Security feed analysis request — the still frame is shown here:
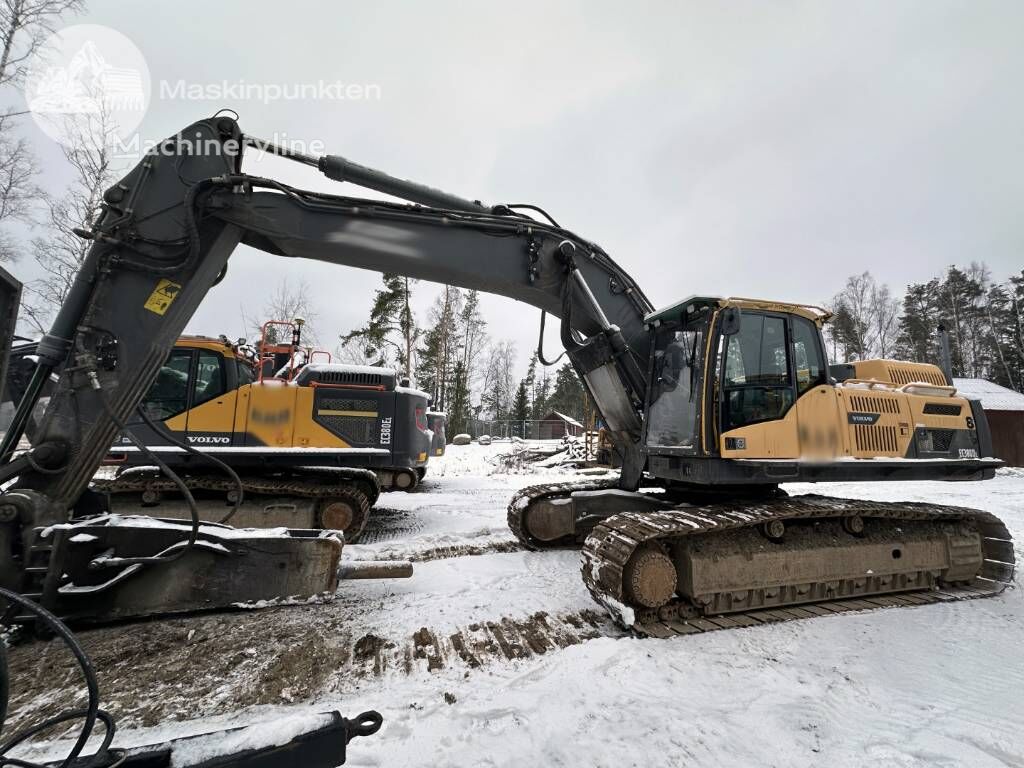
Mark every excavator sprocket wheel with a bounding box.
[624,547,677,608]
[317,489,371,543]
[319,500,355,531]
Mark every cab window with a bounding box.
[647,323,704,450]
[721,314,794,430]
[236,359,255,386]
[143,348,192,420]
[193,350,225,406]
[791,316,826,394]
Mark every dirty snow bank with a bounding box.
[8,456,1024,768]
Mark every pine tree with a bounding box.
[895,279,942,364]
[522,352,552,422]
[892,263,1024,389]
[984,282,1016,389]
[510,380,529,437]
[416,286,463,409]
[480,340,516,421]
[448,361,472,436]
[1003,271,1024,388]
[546,362,586,422]
[340,274,417,377]
[937,265,985,377]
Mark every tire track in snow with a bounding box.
[358,507,428,544]
[349,609,616,678]
[346,528,526,562]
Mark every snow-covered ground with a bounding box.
[7,443,1023,767]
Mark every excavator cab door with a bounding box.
[789,315,841,459]
[133,347,236,449]
[716,311,800,457]
[715,310,837,459]
[184,348,236,446]
[131,347,195,447]
[644,319,707,453]
[719,313,794,428]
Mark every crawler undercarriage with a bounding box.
[509,482,1016,636]
[92,466,380,542]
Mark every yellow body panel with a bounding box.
[794,385,844,459]
[834,387,914,458]
[721,405,801,459]
[168,390,240,434]
[237,384,352,448]
[721,385,975,460]
[850,359,948,387]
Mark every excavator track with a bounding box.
[507,477,623,548]
[92,467,378,542]
[581,494,1016,637]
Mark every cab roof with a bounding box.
[644,296,832,327]
[174,335,244,357]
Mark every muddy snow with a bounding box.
[6,443,1023,767]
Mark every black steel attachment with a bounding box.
[1,587,382,768]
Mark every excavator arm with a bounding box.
[0,115,653,610]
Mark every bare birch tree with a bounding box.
[21,104,116,331]
[0,0,85,264]
[480,339,516,420]
[0,0,84,89]
[0,112,37,261]
[869,281,899,358]
[244,276,322,347]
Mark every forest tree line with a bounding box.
[827,264,1024,390]
[337,274,589,437]
[248,263,1024,439]
[336,263,1024,436]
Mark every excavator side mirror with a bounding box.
[720,307,741,336]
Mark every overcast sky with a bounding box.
[9,0,1024,380]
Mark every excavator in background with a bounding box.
[91,319,432,542]
[0,114,1013,631]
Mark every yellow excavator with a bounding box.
[0,114,1012,630]
[92,319,432,542]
